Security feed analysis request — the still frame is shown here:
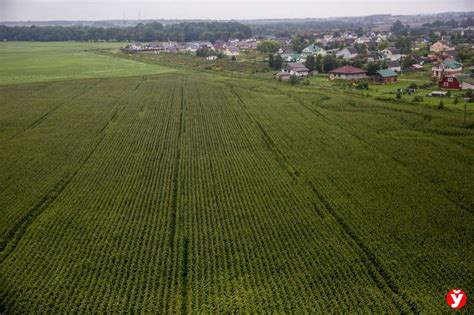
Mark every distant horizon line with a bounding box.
[2,11,473,24]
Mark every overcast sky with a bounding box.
[1,0,472,21]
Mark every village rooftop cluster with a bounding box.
[124,20,474,92]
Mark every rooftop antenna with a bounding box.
[139,11,141,22]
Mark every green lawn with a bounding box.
[308,67,469,109]
[0,42,174,84]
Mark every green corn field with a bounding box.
[0,43,472,313]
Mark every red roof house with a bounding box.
[439,76,461,90]
[329,65,367,80]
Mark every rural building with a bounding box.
[131,42,143,50]
[381,47,403,61]
[372,69,398,84]
[336,47,358,60]
[439,76,461,90]
[275,72,291,80]
[367,52,381,63]
[213,40,226,51]
[278,47,294,55]
[302,44,326,57]
[329,65,367,81]
[224,46,239,56]
[441,50,458,60]
[430,40,455,53]
[186,43,200,52]
[282,63,309,76]
[455,74,474,90]
[409,64,423,71]
[431,60,463,79]
[281,53,302,63]
[388,60,401,73]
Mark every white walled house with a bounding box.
[336,47,358,60]
[282,63,309,77]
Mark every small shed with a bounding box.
[373,69,398,84]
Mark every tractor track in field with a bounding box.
[229,85,418,313]
[6,81,103,142]
[0,82,134,264]
[165,79,189,313]
[0,134,106,264]
[292,93,472,213]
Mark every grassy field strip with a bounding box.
[0,42,174,85]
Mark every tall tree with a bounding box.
[315,55,323,73]
[257,40,280,53]
[291,35,306,53]
[273,55,283,70]
[305,55,316,71]
[322,54,337,72]
[268,54,275,68]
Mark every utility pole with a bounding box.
[464,103,467,128]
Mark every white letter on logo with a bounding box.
[450,290,463,308]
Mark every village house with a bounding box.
[278,47,294,55]
[302,44,326,57]
[430,40,456,53]
[281,53,302,63]
[329,65,367,81]
[441,50,458,61]
[148,42,165,51]
[367,51,381,63]
[131,42,143,51]
[355,36,371,45]
[457,74,474,90]
[439,76,461,90]
[372,68,398,84]
[431,60,463,79]
[381,47,403,61]
[388,60,402,73]
[409,64,424,71]
[224,46,239,56]
[275,72,291,80]
[213,40,226,51]
[186,43,200,52]
[282,63,310,77]
[336,46,358,60]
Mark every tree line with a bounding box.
[0,21,252,42]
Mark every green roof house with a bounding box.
[432,60,463,79]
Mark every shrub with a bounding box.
[408,83,418,89]
[412,95,423,103]
[396,92,402,99]
[438,101,445,109]
[289,75,300,85]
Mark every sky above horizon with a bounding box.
[1,0,472,22]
